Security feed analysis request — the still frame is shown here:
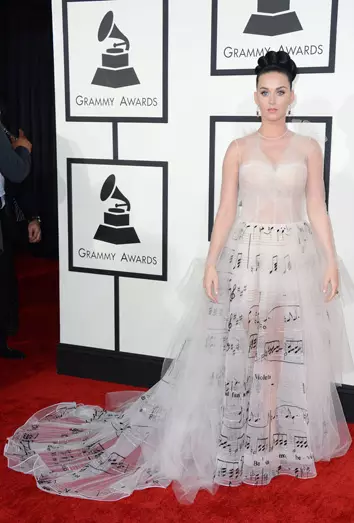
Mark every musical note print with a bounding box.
[275,405,307,425]
[284,339,304,363]
[256,437,268,453]
[112,418,131,435]
[263,340,282,360]
[285,339,303,355]
[218,432,245,456]
[259,338,303,363]
[284,307,300,324]
[233,223,293,245]
[273,433,288,448]
[4,213,337,499]
[225,379,243,400]
[82,442,105,461]
[284,407,296,421]
[216,459,243,484]
[229,281,248,301]
[248,411,261,425]
[262,226,274,237]
[228,313,244,331]
[233,252,243,270]
[245,435,251,450]
[294,436,309,450]
[208,304,224,319]
[269,255,278,275]
[224,337,241,355]
[248,334,258,358]
[257,304,301,333]
[294,465,314,479]
[276,227,286,242]
[247,306,260,328]
[248,469,271,485]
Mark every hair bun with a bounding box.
[255,50,297,82]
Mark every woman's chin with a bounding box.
[263,112,285,122]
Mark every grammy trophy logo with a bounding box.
[94,174,141,245]
[244,0,303,37]
[92,11,140,89]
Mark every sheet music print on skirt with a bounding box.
[3,132,353,503]
[213,221,316,486]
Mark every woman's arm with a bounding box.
[305,137,337,266]
[205,139,240,268]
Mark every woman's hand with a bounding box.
[323,262,339,302]
[203,264,219,303]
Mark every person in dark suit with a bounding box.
[0,124,41,358]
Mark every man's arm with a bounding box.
[6,177,38,220]
[0,126,31,182]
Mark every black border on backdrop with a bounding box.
[67,157,168,281]
[211,0,339,76]
[59,0,169,354]
[62,0,168,122]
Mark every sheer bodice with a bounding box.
[236,131,312,224]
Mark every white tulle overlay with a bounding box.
[4,132,354,504]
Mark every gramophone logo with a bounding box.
[94,174,141,245]
[92,11,140,89]
[244,0,303,37]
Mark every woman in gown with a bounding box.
[4,51,354,504]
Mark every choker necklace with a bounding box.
[257,129,289,140]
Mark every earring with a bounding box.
[288,106,292,116]
[256,107,260,117]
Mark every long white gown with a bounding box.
[4,131,354,504]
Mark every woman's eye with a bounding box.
[260,91,268,96]
[277,91,285,96]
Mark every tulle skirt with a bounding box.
[4,220,354,504]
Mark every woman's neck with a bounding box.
[258,121,288,139]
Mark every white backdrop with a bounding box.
[52,0,354,385]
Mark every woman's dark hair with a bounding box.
[255,50,297,88]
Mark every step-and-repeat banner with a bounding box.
[52,0,354,384]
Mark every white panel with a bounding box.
[216,0,335,70]
[60,271,115,350]
[70,163,164,277]
[53,0,115,350]
[52,0,354,384]
[65,0,164,119]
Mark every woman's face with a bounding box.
[254,71,294,122]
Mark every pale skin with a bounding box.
[203,70,339,303]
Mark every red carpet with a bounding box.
[1,255,354,523]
